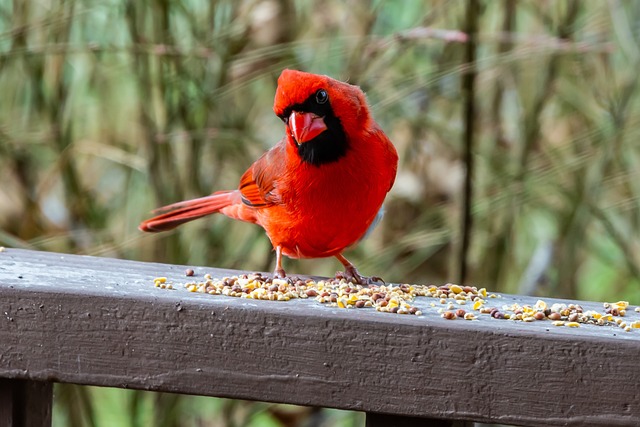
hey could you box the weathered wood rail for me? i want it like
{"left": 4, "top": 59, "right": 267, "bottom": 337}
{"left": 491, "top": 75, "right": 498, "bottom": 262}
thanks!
{"left": 0, "top": 248, "right": 639, "bottom": 426}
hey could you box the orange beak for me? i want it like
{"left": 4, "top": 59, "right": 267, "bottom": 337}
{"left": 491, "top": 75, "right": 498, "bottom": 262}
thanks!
{"left": 289, "top": 111, "right": 327, "bottom": 144}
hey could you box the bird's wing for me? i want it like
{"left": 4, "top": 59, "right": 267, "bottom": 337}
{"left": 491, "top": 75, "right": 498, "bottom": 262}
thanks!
{"left": 371, "top": 125, "right": 399, "bottom": 193}
{"left": 238, "top": 141, "right": 286, "bottom": 208}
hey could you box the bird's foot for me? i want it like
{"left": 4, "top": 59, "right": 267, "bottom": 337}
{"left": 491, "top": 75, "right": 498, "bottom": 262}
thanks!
{"left": 335, "top": 266, "right": 385, "bottom": 286}
{"left": 272, "top": 267, "right": 293, "bottom": 284}
{"left": 273, "top": 267, "right": 286, "bottom": 279}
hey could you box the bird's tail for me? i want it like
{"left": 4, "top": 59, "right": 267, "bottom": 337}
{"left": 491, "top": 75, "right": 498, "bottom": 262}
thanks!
{"left": 139, "top": 191, "right": 240, "bottom": 232}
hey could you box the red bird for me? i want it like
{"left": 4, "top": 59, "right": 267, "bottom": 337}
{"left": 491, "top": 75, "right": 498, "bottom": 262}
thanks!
{"left": 140, "top": 70, "right": 398, "bottom": 284}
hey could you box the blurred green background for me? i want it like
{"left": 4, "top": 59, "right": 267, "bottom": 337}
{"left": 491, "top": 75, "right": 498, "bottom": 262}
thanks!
{"left": 2, "top": 0, "right": 640, "bottom": 425}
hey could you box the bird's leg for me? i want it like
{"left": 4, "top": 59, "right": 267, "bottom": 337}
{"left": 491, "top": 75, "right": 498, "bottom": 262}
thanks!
{"left": 273, "top": 246, "right": 286, "bottom": 279}
{"left": 334, "top": 253, "right": 384, "bottom": 286}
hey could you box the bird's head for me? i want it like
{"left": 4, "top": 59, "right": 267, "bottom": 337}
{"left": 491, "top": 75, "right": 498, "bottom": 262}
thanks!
{"left": 273, "top": 69, "right": 371, "bottom": 166}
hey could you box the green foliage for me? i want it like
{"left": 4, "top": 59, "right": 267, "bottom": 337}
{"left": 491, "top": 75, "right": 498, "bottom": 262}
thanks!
{"left": 2, "top": 0, "right": 640, "bottom": 425}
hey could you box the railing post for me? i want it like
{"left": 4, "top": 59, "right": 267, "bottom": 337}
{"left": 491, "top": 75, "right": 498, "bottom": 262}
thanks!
{"left": 0, "top": 379, "right": 53, "bottom": 427}
{"left": 365, "top": 413, "right": 470, "bottom": 427}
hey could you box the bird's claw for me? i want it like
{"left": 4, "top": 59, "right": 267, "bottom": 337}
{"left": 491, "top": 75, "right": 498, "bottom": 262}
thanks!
{"left": 335, "top": 267, "right": 385, "bottom": 286}
{"left": 272, "top": 268, "right": 294, "bottom": 284}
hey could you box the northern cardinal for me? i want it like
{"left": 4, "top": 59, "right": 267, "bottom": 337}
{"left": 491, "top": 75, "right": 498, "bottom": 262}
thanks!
{"left": 140, "top": 70, "right": 398, "bottom": 284}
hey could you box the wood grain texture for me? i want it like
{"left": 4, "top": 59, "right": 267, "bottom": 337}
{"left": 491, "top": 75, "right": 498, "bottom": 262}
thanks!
{"left": 0, "top": 248, "right": 639, "bottom": 426}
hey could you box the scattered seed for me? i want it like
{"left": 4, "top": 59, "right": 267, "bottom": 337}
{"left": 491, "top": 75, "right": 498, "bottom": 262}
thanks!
{"left": 548, "top": 312, "right": 562, "bottom": 321}
{"left": 442, "top": 311, "right": 455, "bottom": 320}
{"left": 152, "top": 273, "right": 634, "bottom": 332}
{"left": 449, "top": 284, "right": 463, "bottom": 294}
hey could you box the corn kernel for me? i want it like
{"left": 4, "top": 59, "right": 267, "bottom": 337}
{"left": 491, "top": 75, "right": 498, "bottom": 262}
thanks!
{"left": 566, "top": 322, "right": 580, "bottom": 327}
{"left": 449, "top": 284, "right": 463, "bottom": 294}
{"left": 552, "top": 321, "right": 565, "bottom": 326}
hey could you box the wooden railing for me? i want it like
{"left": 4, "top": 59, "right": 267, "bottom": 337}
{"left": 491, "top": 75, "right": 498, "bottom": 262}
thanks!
{"left": 0, "top": 248, "right": 639, "bottom": 426}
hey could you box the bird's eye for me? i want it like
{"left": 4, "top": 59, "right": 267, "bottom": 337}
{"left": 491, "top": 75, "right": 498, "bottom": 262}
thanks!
{"left": 315, "top": 89, "right": 328, "bottom": 104}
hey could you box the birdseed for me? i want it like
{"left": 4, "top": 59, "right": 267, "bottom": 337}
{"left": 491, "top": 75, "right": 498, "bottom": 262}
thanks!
{"left": 151, "top": 273, "right": 638, "bottom": 331}
{"left": 156, "top": 276, "right": 495, "bottom": 316}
